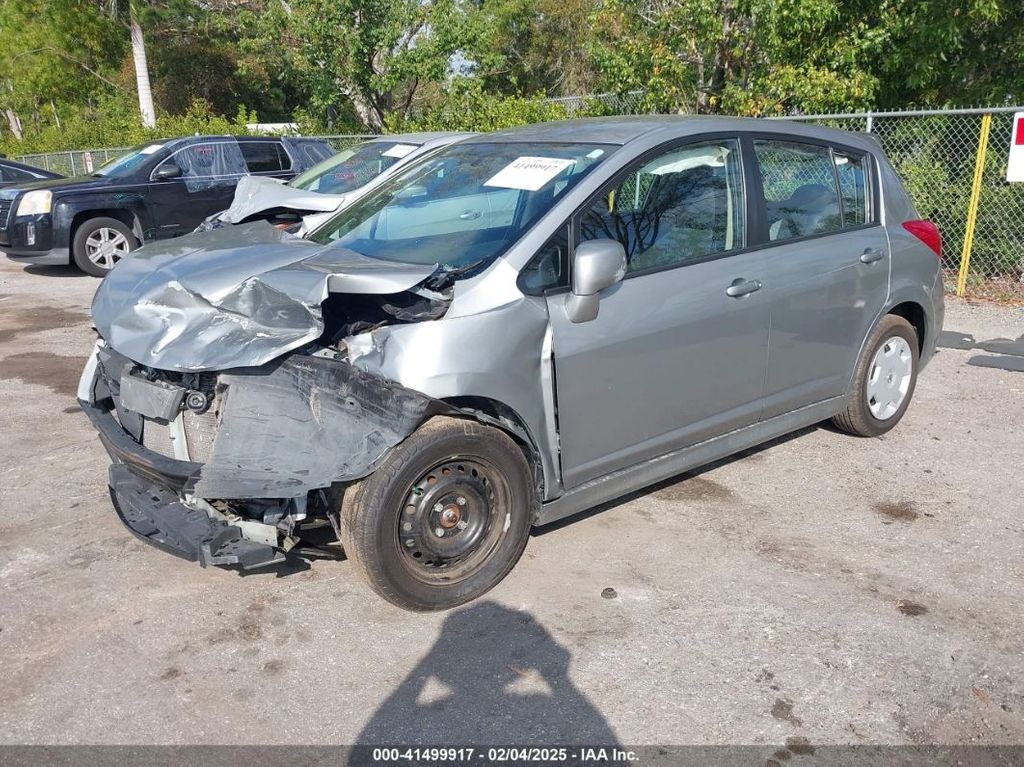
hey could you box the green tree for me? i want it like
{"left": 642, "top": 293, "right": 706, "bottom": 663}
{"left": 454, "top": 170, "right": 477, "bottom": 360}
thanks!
{"left": 0, "top": 0, "right": 126, "bottom": 139}
{"left": 466, "top": 0, "right": 599, "bottom": 96}
{"left": 589, "top": 0, "right": 878, "bottom": 115}
{"left": 100, "top": 0, "right": 158, "bottom": 127}
{"left": 268, "top": 0, "right": 478, "bottom": 132}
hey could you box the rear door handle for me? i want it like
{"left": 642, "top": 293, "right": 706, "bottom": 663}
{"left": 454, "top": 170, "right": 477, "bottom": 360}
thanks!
{"left": 725, "top": 278, "right": 762, "bottom": 298}
{"left": 860, "top": 248, "right": 885, "bottom": 264}
{"left": 459, "top": 210, "right": 482, "bottom": 221}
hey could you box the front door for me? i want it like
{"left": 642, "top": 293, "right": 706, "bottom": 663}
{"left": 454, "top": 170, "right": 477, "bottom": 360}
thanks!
{"left": 147, "top": 140, "right": 248, "bottom": 237}
{"left": 545, "top": 138, "right": 771, "bottom": 489}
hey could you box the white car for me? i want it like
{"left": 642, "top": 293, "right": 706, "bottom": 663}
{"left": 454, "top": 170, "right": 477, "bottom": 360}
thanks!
{"left": 197, "top": 132, "right": 473, "bottom": 234}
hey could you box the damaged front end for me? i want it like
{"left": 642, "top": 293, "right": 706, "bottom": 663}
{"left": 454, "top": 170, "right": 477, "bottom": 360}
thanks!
{"left": 81, "top": 223, "right": 461, "bottom": 568}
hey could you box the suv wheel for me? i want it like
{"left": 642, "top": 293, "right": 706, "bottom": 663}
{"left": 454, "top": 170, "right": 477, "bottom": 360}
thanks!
{"left": 339, "top": 416, "right": 534, "bottom": 611}
{"left": 832, "top": 314, "right": 919, "bottom": 437}
{"left": 72, "top": 217, "right": 137, "bottom": 276}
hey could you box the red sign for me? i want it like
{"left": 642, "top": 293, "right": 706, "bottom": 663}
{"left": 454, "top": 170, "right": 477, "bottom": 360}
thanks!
{"left": 1016, "top": 117, "right": 1024, "bottom": 146}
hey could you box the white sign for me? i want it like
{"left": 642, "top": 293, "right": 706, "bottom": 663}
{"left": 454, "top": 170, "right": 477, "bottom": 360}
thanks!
{"left": 83, "top": 152, "right": 94, "bottom": 173}
{"left": 1007, "top": 112, "right": 1024, "bottom": 182}
{"left": 382, "top": 143, "right": 417, "bottom": 159}
{"left": 484, "top": 156, "right": 575, "bottom": 191}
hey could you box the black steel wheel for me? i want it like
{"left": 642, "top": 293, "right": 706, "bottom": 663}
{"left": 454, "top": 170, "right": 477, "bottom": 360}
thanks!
{"left": 339, "top": 417, "right": 534, "bottom": 611}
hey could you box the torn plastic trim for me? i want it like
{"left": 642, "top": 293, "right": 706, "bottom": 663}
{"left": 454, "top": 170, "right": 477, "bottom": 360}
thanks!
{"left": 87, "top": 343, "right": 544, "bottom": 512}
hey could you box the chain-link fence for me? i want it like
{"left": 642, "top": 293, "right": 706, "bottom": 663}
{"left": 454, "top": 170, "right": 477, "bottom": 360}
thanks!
{"left": 544, "top": 90, "right": 649, "bottom": 116}
{"left": 16, "top": 135, "right": 374, "bottom": 177}
{"left": 17, "top": 146, "right": 129, "bottom": 177}
{"left": 773, "top": 107, "right": 1024, "bottom": 302}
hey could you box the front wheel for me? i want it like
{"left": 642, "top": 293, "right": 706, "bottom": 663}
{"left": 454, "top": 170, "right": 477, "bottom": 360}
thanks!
{"left": 832, "top": 314, "right": 919, "bottom": 437}
{"left": 339, "top": 416, "right": 534, "bottom": 611}
{"left": 72, "top": 217, "right": 137, "bottom": 276}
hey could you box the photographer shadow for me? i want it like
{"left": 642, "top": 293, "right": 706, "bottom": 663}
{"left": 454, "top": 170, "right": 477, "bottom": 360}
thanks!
{"left": 354, "top": 601, "right": 621, "bottom": 753}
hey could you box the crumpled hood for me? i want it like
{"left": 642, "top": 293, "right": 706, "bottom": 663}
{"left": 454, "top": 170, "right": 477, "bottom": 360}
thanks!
{"left": 91, "top": 223, "right": 437, "bottom": 372}
{"left": 219, "top": 175, "right": 347, "bottom": 224}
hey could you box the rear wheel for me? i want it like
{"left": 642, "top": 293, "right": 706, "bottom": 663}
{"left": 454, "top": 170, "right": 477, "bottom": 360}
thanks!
{"left": 72, "top": 217, "right": 136, "bottom": 276}
{"left": 832, "top": 314, "right": 919, "bottom": 437}
{"left": 339, "top": 416, "right": 534, "bottom": 611}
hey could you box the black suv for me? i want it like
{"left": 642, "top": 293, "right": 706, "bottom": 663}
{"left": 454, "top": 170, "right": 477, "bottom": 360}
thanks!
{"left": 0, "top": 135, "right": 333, "bottom": 276}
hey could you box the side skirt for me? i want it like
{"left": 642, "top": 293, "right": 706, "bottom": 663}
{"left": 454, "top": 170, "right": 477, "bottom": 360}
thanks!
{"left": 534, "top": 395, "right": 846, "bottom": 527}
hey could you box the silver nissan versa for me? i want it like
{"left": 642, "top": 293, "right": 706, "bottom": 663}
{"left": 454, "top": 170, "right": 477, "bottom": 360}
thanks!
{"left": 80, "top": 117, "right": 944, "bottom": 611}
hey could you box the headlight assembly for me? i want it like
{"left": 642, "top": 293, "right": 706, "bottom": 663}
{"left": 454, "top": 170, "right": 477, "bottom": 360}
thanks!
{"left": 17, "top": 190, "right": 52, "bottom": 216}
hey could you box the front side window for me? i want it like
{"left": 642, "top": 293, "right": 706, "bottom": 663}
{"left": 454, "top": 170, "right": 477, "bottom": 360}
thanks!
{"left": 291, "top": 141, "right": 421, "bottom": 194}
{"left": 308, "top": 142, "right": 614, "bottom": 277}
{"left": 755, "top": 140, "right": 843, "bottom": 241}
{"left": 579, "top": 139, "right": 745, "bottom": 274}
{"left": 155, "top": 142, "right": 247, "bottom": 192}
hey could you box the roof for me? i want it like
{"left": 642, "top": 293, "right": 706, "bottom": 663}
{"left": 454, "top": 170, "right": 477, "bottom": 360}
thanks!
{"left": 461, "top": 115, "right": 873, "bottom": 147}
{"left": 366, "top": 131, "right": 475, "bottom": 145}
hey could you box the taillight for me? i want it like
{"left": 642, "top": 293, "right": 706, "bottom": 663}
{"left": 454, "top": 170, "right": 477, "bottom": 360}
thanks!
{"left": 902, "top": 219, "right": 942, "bottom": 259}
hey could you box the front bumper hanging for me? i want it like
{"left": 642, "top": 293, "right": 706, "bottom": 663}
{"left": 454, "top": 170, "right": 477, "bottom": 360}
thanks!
{"left": 108, "top": 464, "right": 282, "bottom": 569}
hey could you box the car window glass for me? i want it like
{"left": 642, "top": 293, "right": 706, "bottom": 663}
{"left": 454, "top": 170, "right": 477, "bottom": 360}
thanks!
{"left": 579, "top": 139, "right": 745, "bottom": 274}
{"left": 308, "top": 142, "right": 613, "bottom": 276}
{"left": 1, "top": 165, "right": 33, "bottom": 182}
{"left": 755, "top": 140, "right": 842, "bottom": 241}
{"left": 156, "top": 142, "right": 247, "bottom": 192}
{"left": 241, "top": 141, "right": 286, "bottom": 173}
{"left": 292, "top": 142, "right": 413, "bottom": 194}
{"left": 834, "top": 150, "right": 869, "bottom": 226}
{"left": 520, "top": 226, "right": 569, "bottom": 293}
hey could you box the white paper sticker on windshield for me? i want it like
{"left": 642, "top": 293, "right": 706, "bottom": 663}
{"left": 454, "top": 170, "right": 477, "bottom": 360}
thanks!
{"left": 382, "top": 143, "right": 417, "bottom": 159}
{"left": 140, "top": 144, "right": 164, "bottom": 155}
{"left": 484, "top": 156, "right": 576, "bottom": 191}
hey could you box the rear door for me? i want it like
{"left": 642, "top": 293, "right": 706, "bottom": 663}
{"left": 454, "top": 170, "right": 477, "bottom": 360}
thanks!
{"left": 752, "top": 138, "right": 889, "bottom": 418}
{"left": 545, "top": 137, "right": 771, "bottom": 488}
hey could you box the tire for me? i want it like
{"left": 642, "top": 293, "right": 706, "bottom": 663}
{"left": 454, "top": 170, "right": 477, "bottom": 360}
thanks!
{"left": 339, "top": 416, "right": 534, "bottom": 611}
{"left": 72, "top": 217, "right": 137, "bottom": 277}
{"left": 832, "top": 314, "right": 919, "bottom": 437}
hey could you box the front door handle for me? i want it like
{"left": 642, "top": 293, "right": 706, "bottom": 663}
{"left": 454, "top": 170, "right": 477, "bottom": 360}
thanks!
{"left": 860, "top": 248, "right": 885, "bottom": 264}
{"left": 459, "top": 210, "right": 482, "bottom": 221}
{"left": 726, "top": 278, "right": 763, "bottom": 298}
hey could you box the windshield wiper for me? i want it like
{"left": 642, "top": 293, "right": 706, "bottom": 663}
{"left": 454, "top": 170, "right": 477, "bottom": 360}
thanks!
{"left": 427, "top": 257, "right": 490, "bottom": 289}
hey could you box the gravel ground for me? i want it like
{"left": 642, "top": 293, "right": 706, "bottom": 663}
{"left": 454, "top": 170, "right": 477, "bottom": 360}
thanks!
{"left": 1, "top": 257, "right": 1022, "bottom": 748}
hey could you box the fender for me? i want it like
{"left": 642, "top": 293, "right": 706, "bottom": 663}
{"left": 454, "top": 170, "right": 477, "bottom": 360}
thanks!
{"left": 52, "top": 190, "right": 151, "bottom": 250}
{"left": 844, "top": 281, "right": 939, "bottom": 399}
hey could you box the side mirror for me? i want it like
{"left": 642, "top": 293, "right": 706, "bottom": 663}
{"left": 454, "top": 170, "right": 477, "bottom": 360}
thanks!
{"left": 153, "top": 163, "right": 182, "bottom": 181}
{"left": 564, "top": 238, "right": 626, "bottom": 323}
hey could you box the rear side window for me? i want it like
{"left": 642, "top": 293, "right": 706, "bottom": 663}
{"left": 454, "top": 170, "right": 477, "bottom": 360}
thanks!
{"left": 834, "top": 150, "right": 869, "bottom": 226}
{"left": 755, "top": 140, "right": 842, "bottom": 241}
{"left": 578, "top": 139, "right": 746, "bottom": 274}
{"left": 240, "top": 141, "right": 287, "bottom": 173}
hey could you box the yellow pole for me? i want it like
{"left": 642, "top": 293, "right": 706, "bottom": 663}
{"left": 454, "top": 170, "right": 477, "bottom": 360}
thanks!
{"left": 957, "top": 113, "right": 992, "bottom": 296}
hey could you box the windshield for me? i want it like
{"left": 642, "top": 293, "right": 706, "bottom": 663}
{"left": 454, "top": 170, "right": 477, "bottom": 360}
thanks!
{"left": 308, "top": 142, "right": 615, "bottom": 272}
{"left": 94, "top": 143, "right": 166, "bottom": 177}
{"left": 290, "top": 141, "right": 421, "bottom": 194}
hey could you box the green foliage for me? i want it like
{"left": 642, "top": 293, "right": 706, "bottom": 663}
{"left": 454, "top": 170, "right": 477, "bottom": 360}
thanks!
{"left": 392, "top": 79, "right": 584, "bottom": 132}
{"left": 0, "top": 96, "right": 254, "bottom": 156}
{"left": 275, "top": 0, "right": 478, "bottom": 132}
{"left": 588, "top": 0, "right": 879, "bottom": 115}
